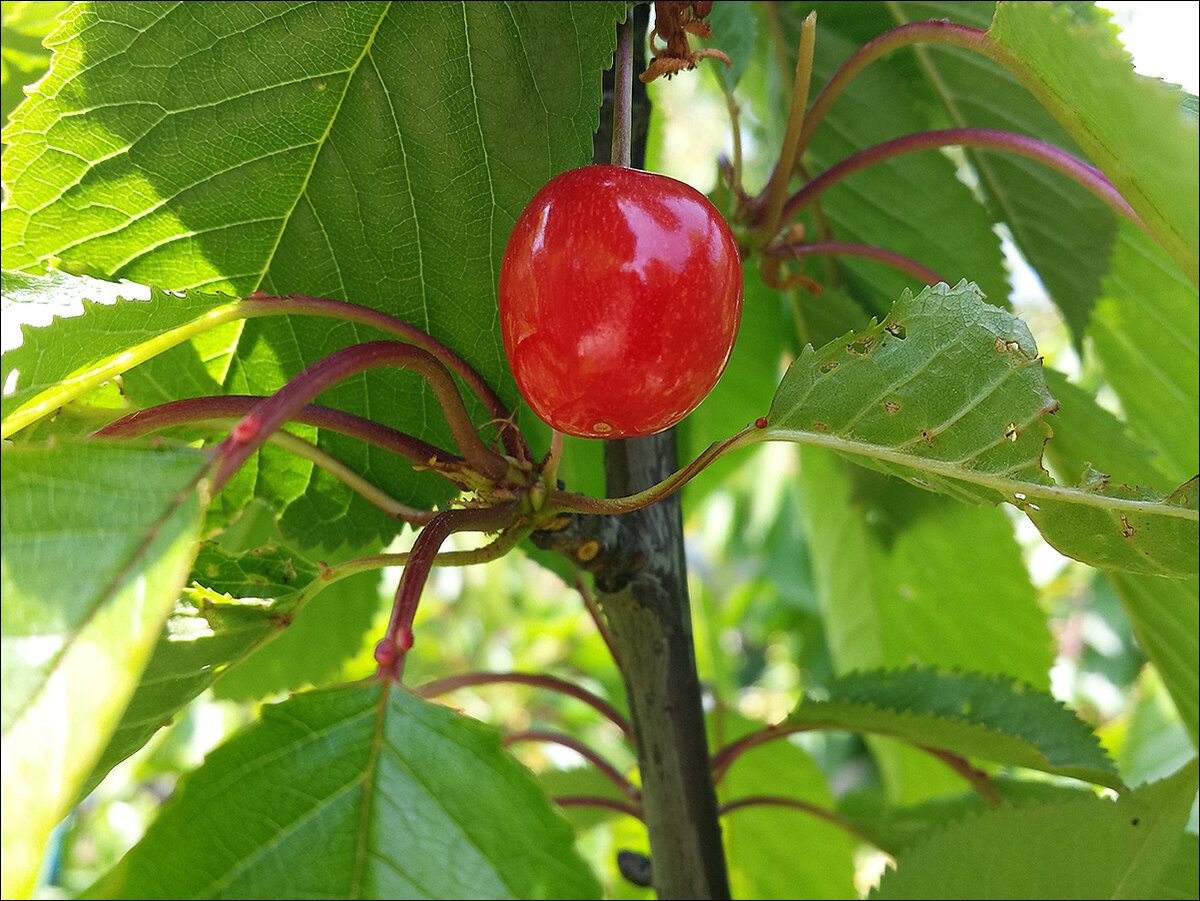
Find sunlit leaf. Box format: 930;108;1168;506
79;542;321;798
889;1;1119;344
1089;222;1199;486
988;1;1199;282
1;1;626;549
1;269;240;436
0;439;206;898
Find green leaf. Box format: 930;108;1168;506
787;668;1123;790
839;778;1102;857
889;1;1119;344
795;8;1009;315
872;759;1200;899
210;546;383;702
1024;476;1199;577
719;715;857;899
1089;221;1199;486
705;0;757;90
89;683;600;900
1108;573;1199;748
79;543;321;798
2;1;626;550
1;0;70;132
0;439;207;899
765;280;1199;576
1;269;240;437
988;1;1200;283
769;281;1055;501
796;442;1055;802
1041;367;1171;491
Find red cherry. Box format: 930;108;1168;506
499;165;743;439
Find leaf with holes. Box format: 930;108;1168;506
761;280;1199;575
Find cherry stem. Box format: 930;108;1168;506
504;729;640;800
211;340;510;492
553;796;644;822
547;423;761;516
756;10;817;242
240;294;528;460
781;128;1145;228
612;15;634;169
98;402;438;522
415;671;634;741
95;395;459;469
294;527;535;609
766;239;948;287
718;796;880;848
257;429;437;523
377;501;522;680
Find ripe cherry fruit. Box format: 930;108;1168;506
499;165;743;439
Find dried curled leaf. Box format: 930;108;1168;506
642;1;732;83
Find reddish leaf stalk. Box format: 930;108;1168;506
504;729;640;801
416;671;634;741
781;128;1144;227
795;20;996;160
94;395;460;468
376;500;522;680
711;722;1002;803
766;240;948;287
210;340;510;491
553;795;644;821
919;744;1002;805
719;795;880;848
547;423;761;517
240;293;528;460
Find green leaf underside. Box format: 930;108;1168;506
872;761;1200;899
889;2;1118;345
79;542;321;799
1090;222;1200;487
797;6;1009;316
764;281;1198;575
1109;573;1200;748
1;269;238;435
788;668;1122;790
987;1;1200;283
0;439;206;899
89;683;600;900
840;778;1105;858
2;2;626;550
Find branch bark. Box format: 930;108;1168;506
587;10;730;896
599;434;731;899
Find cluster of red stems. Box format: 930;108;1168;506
91;10;1140;727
